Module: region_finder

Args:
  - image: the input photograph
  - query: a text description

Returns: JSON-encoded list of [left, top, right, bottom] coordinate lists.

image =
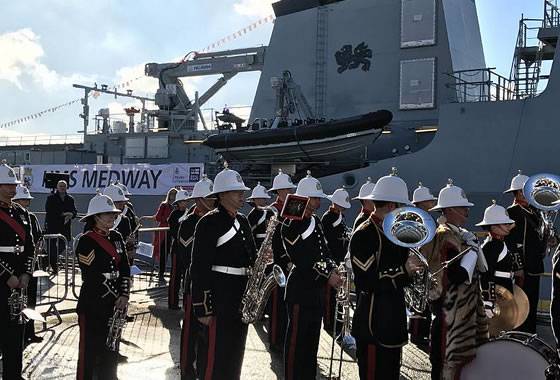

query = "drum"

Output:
[[461, 332, 560, 380]]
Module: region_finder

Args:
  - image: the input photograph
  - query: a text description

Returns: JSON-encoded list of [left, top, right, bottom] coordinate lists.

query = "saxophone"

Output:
[[106, 305, 128, 351], [240, 214, 286, 324]]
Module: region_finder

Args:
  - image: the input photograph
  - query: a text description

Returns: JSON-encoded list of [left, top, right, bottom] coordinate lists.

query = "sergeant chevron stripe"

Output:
[[78, 250, 95, 266]]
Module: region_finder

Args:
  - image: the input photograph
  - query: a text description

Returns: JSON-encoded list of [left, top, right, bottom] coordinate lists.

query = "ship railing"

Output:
[[446, 68, 516, 103], [544, 0, 560, 28], [0, 134, 84, 147]]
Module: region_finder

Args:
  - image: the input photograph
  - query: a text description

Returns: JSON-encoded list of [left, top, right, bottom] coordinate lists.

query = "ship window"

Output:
[[125, 137, 145, 159], [399, 58, 436, 110], [401, 0, 436, 48], [147, 136, 169, 159], [343, 173, 357, 189]]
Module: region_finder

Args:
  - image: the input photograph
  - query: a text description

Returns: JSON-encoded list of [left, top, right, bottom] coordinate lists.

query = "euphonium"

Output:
[[106, 305, 128, 351], [523, 173, 560, 255], [240, 214, 287, 324], [383, 206, 437, 313]]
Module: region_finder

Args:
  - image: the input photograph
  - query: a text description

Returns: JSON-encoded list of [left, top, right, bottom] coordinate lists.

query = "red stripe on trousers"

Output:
[[204, 318, 217, 380], [367, 344, 376, 380], [286, 305, 300, 380], [77, 314, 87, 380], [271, 286, 278, 344], [180, 295, 192, 373], [169, 254, 177, 306]]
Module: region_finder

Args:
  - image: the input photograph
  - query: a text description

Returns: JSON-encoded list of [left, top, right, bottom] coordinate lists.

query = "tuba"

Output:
[[240, 215, 287, 324], [106, 305, 128, 351], [383, 206, 437, 313], [523, 173, 560, 255]]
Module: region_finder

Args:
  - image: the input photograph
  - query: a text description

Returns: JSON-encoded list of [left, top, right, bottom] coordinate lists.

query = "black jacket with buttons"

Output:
[[190, 205, 256, 318], [248, 207, 274, 250], [168, 208, 183, 256], [350, 216, 410, 347], [321, 208, 349, 264], [481, 237, 514, 298], [75, 230, 130, 316], [179, 209, 203, 294], [280, 214, 337, 308], [505, 204, 546, 275], [44, 192, 77, 239], [113, 213, 132, 242], [0, 202, 34, 290]]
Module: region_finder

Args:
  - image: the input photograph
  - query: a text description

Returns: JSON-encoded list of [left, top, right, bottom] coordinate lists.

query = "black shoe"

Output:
[[126, 315, 135, 322], [117, 352, 128, 363], [26, 335, 44, 344]]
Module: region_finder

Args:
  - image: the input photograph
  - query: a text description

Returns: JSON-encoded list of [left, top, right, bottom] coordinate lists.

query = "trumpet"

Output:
[[383, 206, 437, 313], [523, 173, 560, 255], [106, 305, 128, 351]]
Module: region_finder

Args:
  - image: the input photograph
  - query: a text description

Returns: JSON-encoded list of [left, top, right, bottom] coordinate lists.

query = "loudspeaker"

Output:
[[43, 172, 70, 189]]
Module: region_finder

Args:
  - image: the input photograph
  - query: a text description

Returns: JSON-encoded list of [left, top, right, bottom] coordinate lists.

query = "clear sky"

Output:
[[0, 0, 547, 136]]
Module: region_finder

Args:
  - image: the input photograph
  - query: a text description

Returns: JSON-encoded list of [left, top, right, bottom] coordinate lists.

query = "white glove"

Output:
[[484, 300, 496, 318]]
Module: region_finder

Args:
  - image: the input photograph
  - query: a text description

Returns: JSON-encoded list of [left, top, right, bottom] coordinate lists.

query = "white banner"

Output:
[[21, 163, 204, 195]]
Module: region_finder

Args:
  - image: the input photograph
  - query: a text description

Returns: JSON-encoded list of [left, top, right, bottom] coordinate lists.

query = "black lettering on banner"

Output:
[[150, 170, 163, 189], [83, 171, 98, 188], [69, 170, 78, 187], [138, 171, 150, 188], [107, 170, 121, 184], [98, 171, 109, 188], [123, 170, 140, 189]]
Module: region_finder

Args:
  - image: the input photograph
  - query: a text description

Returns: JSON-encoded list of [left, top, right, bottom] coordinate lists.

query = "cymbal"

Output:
[[488, 284, 529, 337]]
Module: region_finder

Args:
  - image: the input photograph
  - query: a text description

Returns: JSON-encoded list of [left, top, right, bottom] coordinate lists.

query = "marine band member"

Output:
[[265, 169, 296, 353], [168, 190, 191, 310], [504, 170, 547, 333], [409, 183, 437, 348], [179, 175, 215, 380], [352, 177, 376, 231], [476, 201, 516, 322], [247, 182, 273, 250], [75, 194, 131, 380], [428, 180, 488, 380], [189, 167, 256, 380], [279, 172, 343, 380], [321, 188, 351, 334], [115, 182, 139, 264], [350, 170, 419, 380], [12, 184, 44, 344], [0, 163, 34, 379]]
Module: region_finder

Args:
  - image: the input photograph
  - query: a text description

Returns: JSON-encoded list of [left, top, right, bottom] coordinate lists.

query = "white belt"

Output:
[[0, 246, 22, 254], [102, 272, 120, 280], [211, 265, 250, 276], [256, 233, 267, 239], [494, 270, 513, 279]]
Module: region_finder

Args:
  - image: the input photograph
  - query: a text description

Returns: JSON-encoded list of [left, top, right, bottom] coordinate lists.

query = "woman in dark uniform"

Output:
[[75, 193, 131, 380]]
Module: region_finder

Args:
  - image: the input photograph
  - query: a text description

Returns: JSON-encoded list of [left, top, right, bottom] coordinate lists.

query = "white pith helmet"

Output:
[[12, 184, 33, 200], [80, 193, 120, 222], [353, 177, 376, 200], [476, 200, 515, 226], [174, 189, 191, 204], [430, 179, 474, 211], [504, 170, 530, 194], [209, 164, 250, 195], [188, 175, 214, 199], [296, 171, 327, 198], [103, 184, 129, 202], [269, 169, 296, 192], [366, 168, 411, 205], [248, 182, 271, 200], [115, 182, 132, 196], [328, 188, 351, 209], [0, 162, 20, 185], [412, 182, 437, 204]]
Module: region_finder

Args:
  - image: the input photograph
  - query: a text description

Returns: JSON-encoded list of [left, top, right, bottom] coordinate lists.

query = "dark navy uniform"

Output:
[[268, 200, 288, 352], [123, 204, 139, 264], [280, 214, 337, 380], [551, 246, 560, 350], [248, 206, 274, 250], [0, 201, 34, 379], [168, 208, 186, 309], [45, 191, 77, 272], [350, 215, 410, 380], [353, 207, 371, 231], [26, 211, 43, 341], [505, 203, 546, 333], [75, 230, 130, 380], [190, 205, 256, 380], [321, 207, 349, 333], [179, 208, 204, 380]]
